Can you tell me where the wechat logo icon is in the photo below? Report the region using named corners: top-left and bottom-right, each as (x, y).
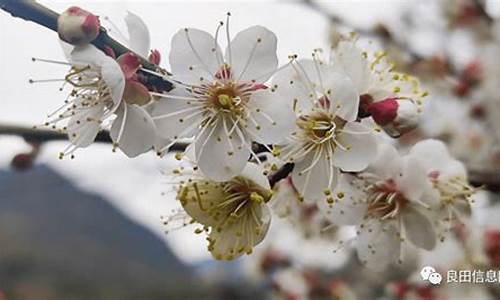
top-left (420, 266), bottom-right (442, 285)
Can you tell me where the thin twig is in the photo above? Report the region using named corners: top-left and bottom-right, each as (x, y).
top-left (0, 124), bottom-right (189, 152)
top-left (0, 0), bottom-right (173, 92)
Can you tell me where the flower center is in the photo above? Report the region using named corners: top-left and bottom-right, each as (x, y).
top-left (366, 179), bottom-right (408, 220)
top-left (64, 66), bottom-right (113, 106)
top-left (203, 82), bottom-right (249, 116)
top-left (297, 112), bottom-right (345, 144)
top-left (431, 175), bottom-right (475, 207)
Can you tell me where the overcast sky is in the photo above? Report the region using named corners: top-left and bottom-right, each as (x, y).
top-left (2, 0), bottom-right (489, 263)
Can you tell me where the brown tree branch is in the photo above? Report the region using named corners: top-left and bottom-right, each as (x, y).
top-left (0, 124), bottom-right (189, 152)
top-left (0, 0), bottom-right (173, 92)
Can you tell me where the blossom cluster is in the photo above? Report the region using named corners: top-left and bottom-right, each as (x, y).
top-left (33, 6), bottom-right (479, 270)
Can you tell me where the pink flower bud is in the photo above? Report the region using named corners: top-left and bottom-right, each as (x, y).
top-left (148, 49), bottom-right (161, 65)
top-left (369, 98), bottom-right (419, 138)
top-left (57, 6), bottom-right (100, 46)
top-left (485, 230), bottom-right (500, 267)
top-left (11, 153), bottom-right (34, 171)
top-left (369, 98), bottom-right (398, 126)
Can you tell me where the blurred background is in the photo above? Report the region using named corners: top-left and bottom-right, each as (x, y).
top-left (1, 0), bottom-right (500, 299)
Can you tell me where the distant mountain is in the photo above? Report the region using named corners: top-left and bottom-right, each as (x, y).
top-left (0, 165), bottom-right (206, 300)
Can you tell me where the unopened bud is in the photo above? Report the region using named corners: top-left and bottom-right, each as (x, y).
top-left (485, 230), bottom-right (500, 267)
top-left (58, 6), bottom-right (100, 46)
top-left (148, 49), bottom-right (161, 65)
top-left (369, 98), bottom-right (419, 137)
top-left (11, 153), bottom-right (34, 171)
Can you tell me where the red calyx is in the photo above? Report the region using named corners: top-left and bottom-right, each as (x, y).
top-left (117, 52), bottom-right (141, 79)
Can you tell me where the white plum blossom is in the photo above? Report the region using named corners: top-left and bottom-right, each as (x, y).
top-left (172, 162), bottom-right (273, 260)
top-left (152, 18), bottom-right (295, 181)
top-left (49, 11), bottom-right (159, 157)
top-left (272, 56), bottom-right (378, 202)
top-left (331, 39), bottom-right (429, 137)
top-left (38, 44), bottom-right (157, 158)
top-left (35, 45), bottom-right (125, 158)
top-left (409, 139), bottom-right (476, 241)
top-left (318, 142), bottom-right (438, 271)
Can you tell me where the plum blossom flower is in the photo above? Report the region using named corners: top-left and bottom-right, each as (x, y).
top-left (35, 45), bottom-right (125, 158)
top-left (53, 11), bottom-right (159, 157)
top-left (331, 39), bottom-right (429, 137)
top-left (409, 139), bottom-right (476, 241)
top-left (318, 142), bottom-right (438, 271)
top-left (173, 162), bottom-right (272, 260)
top-left (271, 56), bottom-right (378, 202)
top-left (152, 17), bottom-right (296, 181)
top-left (36, 45), bottom-right (156, 157)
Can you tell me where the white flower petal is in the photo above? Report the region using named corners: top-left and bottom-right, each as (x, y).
top-left (151, 88), bottom-right (203, 140)
top-left (225, 25), bottom-right (278, 83)
top-left (317, 174), bottom-right (368, 225)
top-left (195, 118), bottom-right (250, 181)
top-left (332, 122), bottom-right (377, 172)
top-left (398, 156), bottom-right (432, 203)
top-left (356, 220), bottom-right (400, 271)
top-left (152, 134), bottom-right (171, 156)
top-left (100, 56), bottom-right (126, 109)
top-left (291, 59), bottom-right (359, 120)
top-left (410, 139), bottom-right (467, 179)
top-left (110, 104), bottom-right (156, 157)
top-left (368, 142), bottom-right (403, 179)
top-left (240, 162), bottom-right (270, 190)
top-left (332, 40), bottom-right (372, 94)
top-left (179, 181), bottom-right (227, 227)
top-left (69, 45), bottom-right (107, 66)
top-left (270, 178), bottom-right (298, 218)
top-left (291, 149), bottom-right (339, 202)
top-left (323, 71), bottom-right (359, 122)
top-left (402, 206), bottom-right (437, 251)
top-left (67, 103), bottom-right (105, 148)
top-left (169, 28), bottom-right (222, 85)
top-left (246, 89), bottom-right (296, 144)
top-left (271, 63), bottom-right (314, 114)
top-left (59, 40), bottom-right (74, 61)
top-left (208, 204), bottom-right (270, 260)
top-left (125, 11), bottom-right (150, 58)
